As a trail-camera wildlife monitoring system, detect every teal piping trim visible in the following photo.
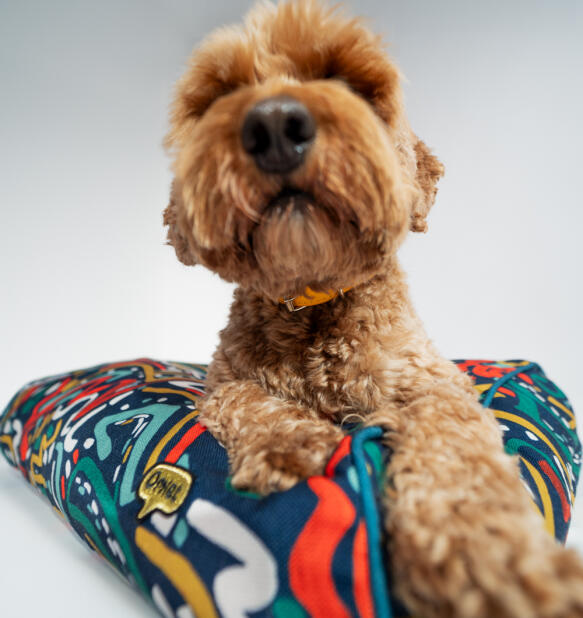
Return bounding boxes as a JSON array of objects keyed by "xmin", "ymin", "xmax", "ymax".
[
  {"xmin": 352, "ymin": 426, "xmax": 392, "ymax": 618},
  {"xmin": 348, "ymin": 362, "xmax": 537, "ymax": 618},
  {"xmin": 482, "ymin": 362, "xmax": 536, "ymax": 408}
]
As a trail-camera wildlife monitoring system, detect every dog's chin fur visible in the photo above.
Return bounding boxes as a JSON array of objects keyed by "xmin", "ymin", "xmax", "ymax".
[
  {"xmin": 252, "ymin": 194, "xmax": 381, "ymax": 298},
  {"xmin": 177, "ymin": 173, "xmax": 410, "ymax": 299}
]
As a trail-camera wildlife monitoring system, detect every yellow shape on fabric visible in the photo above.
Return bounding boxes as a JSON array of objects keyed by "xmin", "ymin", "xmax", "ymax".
[
  {"xmin": 143, "ymin": 386, "xmax": 200, "ymax": 404},
  {"xmin": 493, "ymin": 410, "xmax": 570, "ymax": 485},
  {"xmin": 144, "ymin": 411, "xmax": 199, "ymax": 473},
  {"xmin": 29, "ymin": 419, "xmax": 62, "ymax": 487},
  {"xmin": 122, "ymin": 444, "xmax": 133, "ymax": 464},
  {"xmin": 472, "ymin": 383, "xmax": 493, "ymax": 395},
  {"xmin": 548, "ymin": 396, "xmax": 576, "ymax": 429},
  {"xmin": 0, "ymin": 435, "xmax": 15, "ymax": 463},
  {"xmin": 520, "ymin": 457, "xmax": 555, "ymax": 538},
  {"xmin": 136, "ymin": 526, "xmax": 217, "ymax": 618}
]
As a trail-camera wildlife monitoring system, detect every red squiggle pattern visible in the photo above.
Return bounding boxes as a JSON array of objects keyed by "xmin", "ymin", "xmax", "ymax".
[
  {"xmin": 539, "ymin": 459, "xmax": 571, "ymax": 522},
  {"xmin": 325, "ymin": 435, "xmax": 352, "ymax": 477},
  {"xmin": 165, "ymin": 424, "xmax": 206, "ymax": 464},
  {"xmin": 289, "ymin": 477, "xmax": 355, "ymax": 618},
  {"xmin": 353, "ymin": 521, "xmax": 374, "ymax": 618}
]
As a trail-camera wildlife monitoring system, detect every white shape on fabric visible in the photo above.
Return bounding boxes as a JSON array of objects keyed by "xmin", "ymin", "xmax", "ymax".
[
  {"xmin": 151, "ymin": 584, "xmax": 174, "ymax": 618},
  {"xmin": 186, "ymin": 499, "xmax": 277, "ymax": 618},
  {"xmin": 150, "ymin": 512, "xmax": 178, "ymax": 537}
]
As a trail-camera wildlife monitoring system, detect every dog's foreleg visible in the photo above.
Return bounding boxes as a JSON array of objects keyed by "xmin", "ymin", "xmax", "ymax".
[
  {"xmin": 199, "ymin": 380, "xmax": 344, "ymax": 494},
  {"xmin": 369, "ymin": 382, "xmax": 583, "ymax": 618}
]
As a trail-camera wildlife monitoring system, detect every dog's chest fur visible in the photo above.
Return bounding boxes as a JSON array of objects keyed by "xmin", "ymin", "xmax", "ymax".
[{"xmin": 206, "ymin": 264, "xmax": 464, "ymax": 420}]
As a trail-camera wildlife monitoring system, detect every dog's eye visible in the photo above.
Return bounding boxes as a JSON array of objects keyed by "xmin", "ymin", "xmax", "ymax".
[
  {"xmin": 319, "ymin": 53, "xmax": 397, "ymax": 123},
  {"xmin": 183, "ymin": 80, "xmax": 237, "ymax": 118},
  {"xmin": 321, "ymin": 58, "xmax": 343, "ymax": 83},
  {"xmin": 323, "ymin": 71, "xmax": 378, "ymax": 107},
  {"xmin": 321, "ymin": 60, "xmax": 377, "ymax": 103}
]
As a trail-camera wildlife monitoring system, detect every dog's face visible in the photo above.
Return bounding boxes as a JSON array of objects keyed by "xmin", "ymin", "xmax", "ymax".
[{"xmin": 165, "ymin": 0, "xmax": 443, "ymax": 299}]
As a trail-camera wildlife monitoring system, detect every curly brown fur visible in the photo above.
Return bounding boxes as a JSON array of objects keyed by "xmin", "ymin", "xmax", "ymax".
[{"xmin": 164, "ymin": 1, "xmax": 583, "ymax": 616}]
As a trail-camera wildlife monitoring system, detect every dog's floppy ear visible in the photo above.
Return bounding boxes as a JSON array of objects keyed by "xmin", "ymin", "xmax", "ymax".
[
  {"xmin": 163, "ymin": 179, "xmax": 197, "ymax": 266},
  {"xmin": 410, "ymin": 139, "xmax": 444, "ymax": 233}
]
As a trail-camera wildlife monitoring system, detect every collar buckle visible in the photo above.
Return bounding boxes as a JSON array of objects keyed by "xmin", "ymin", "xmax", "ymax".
[{"xmin": 282, "ymin": 297, "xmax": 307, "ymax": 312}]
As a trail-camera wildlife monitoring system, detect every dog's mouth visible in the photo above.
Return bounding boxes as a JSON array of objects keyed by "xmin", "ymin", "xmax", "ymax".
[{"xmin": 263, "ymin": 187, "xmax": 314, "ymax": 215}]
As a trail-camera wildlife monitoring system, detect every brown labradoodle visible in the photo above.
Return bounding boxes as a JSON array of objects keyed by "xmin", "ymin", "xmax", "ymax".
[{"xmin": 163, "ymin": 1, "xmax": 583, "ymax": 616}]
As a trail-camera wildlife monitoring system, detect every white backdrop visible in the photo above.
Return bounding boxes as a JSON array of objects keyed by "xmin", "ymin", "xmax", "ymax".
[{"xmin": 1, "ymin": 0, "xmax": 582, "ymax": 615}]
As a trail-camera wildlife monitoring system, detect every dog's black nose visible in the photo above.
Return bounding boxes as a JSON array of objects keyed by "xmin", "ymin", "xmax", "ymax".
[{"xmin": 241, "ymin": 95, "xmax": 316, "ymax": 174}]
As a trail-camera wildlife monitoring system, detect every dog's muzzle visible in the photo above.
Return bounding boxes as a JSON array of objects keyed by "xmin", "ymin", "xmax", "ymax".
[{"xmin": 241, "ymin": 95, "xmax": 315, "ymax": 174}]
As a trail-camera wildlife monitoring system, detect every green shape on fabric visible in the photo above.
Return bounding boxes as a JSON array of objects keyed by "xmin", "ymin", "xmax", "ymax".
[
  {"xmin": 273, "ymin": 597, "xmax": 308, "ymax": 618},
  {"xmin": 363, "ymin": 439, "xmax": 385, "ymax": 485},
  {"xmin": 92, "ymin": 404, "xmax": 180, "ymax": 506},
  {"xmin": 505, "ymin": 437, "xmax": 570, "ymax": 479},
  {"xmin": 20, "ymin": 391, "xmax": 45, "ymax": 417},
  {"xmin": 68, "ymin": 502, "xmax": 115, "ymax": 565},
  {"xmin": 67, "ymin": 456, "xmax": 148, "ymax": 595},
  {"xmin": 225, "ymin": 476, "xmax": 261, "ymax": 500},
  {"xmin": 512, "ymin": 386, "xmax": 543, "ymax": 423},
  {"xmin": 94, "ymin": 404, "xmax": 176, "ymax": 460},
  {"xmin": 531, "ymin": 373, "xmax": 567, "ymax": 400},
  {"xmin": 172, "ymin": 518, "xmax": 189, "ymax": 548},
  {"xmin": 347, "ymin": 465, "xmax": 360, "ymax": 492},
  {"xmin": 512, "ymin": 411, "xmax": 574, "ymax": 466},
  {"xmin": 177, "ymin": 453, "xmax": 190, "ymax": 468}
]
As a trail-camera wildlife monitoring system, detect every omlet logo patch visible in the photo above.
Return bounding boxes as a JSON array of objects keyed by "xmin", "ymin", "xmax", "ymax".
[{"xmin": 137, "ymin": 463, "xmax": 193, "ymax": 519}]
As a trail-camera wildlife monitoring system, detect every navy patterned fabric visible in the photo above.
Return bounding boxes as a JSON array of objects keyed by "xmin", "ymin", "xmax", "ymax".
[{"xmin": 0, "ymin": 358, "xmax": 579, "ymax": 618}]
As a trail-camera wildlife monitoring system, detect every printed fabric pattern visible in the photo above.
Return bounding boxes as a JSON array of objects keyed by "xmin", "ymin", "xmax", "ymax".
[{"xmin": 0, "ymin": 358, "xmax": 579, "ymax": 618}]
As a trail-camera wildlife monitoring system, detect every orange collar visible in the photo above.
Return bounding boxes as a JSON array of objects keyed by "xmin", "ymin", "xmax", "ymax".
[{"xmin": 278, "ymin": 286, "xmax": 352, "ymax": 312}]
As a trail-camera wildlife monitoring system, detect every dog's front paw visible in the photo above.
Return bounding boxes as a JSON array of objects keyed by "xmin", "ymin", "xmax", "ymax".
[
  {"xmin": 230, "ymin": 425, "xmax": 344, "ymax": 495},
  {"xmin": 389, "ymin": 484, "xmax": 583, "ymax": 618},
  {"xmin": 395, "ymin": 532, "xmax": 583, "ymax": 618}
]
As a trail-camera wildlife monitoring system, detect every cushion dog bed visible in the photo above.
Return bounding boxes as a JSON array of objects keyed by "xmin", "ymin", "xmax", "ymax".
[{"xmin": 0, "ymin": 359, "xmax": 580, "ymax": 618}]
